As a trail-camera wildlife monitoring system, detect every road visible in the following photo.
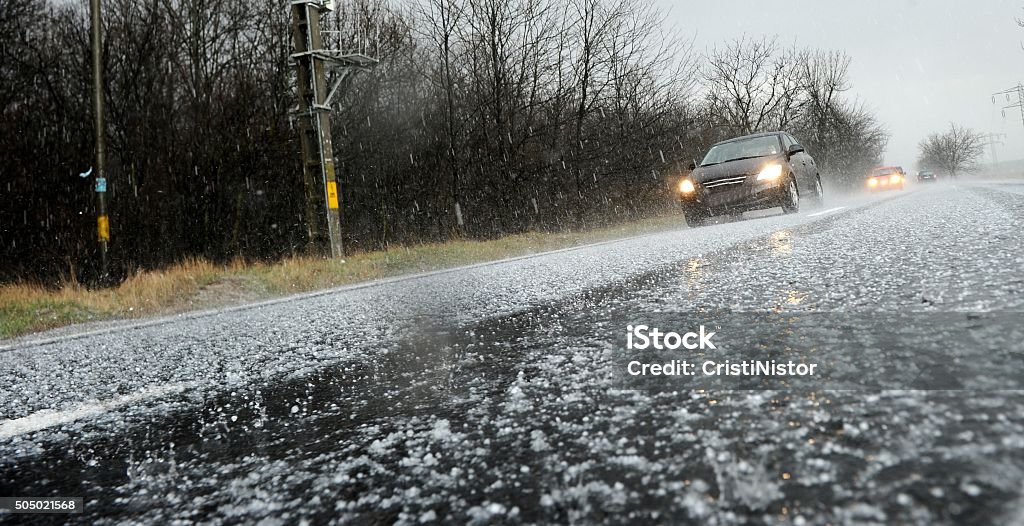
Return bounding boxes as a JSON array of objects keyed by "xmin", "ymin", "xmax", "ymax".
[{"xmin": 1, "ymin": 182, "xmax": 1023, "ymax": 525}]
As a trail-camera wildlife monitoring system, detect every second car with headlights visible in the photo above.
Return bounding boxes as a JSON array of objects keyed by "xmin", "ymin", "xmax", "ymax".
[
  {"xmin": 678, "ymin": 132, "xmax": 823, "ymax": 226},
  {"xmin": 866, "ymin": 166, "xmax": 905, "ymax": 191}
]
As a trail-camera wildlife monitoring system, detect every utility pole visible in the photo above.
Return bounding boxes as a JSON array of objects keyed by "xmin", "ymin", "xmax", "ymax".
[
  {"xmin": 90, "ymin": 0, "xmax": 109, "ymax": 278},
  {"xmin": 982, "ymin": 132, "xmax": 1006, "ymax": 168},
  {"xmin": 291, "ymin": 0, "xmax": 377, "ymax": 258},
  {"xmin": 992, "ymin": 83, "xmax": 1024, "ymax": 128}
]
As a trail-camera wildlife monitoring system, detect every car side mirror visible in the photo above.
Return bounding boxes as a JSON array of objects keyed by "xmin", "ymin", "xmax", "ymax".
[
  {"xmin": 787, "ymin": 144, "xmax": 804, "ymax": 156},
  {"xmin": 687, "ymin": 160, "xmax": 696, "ymax": 171}
]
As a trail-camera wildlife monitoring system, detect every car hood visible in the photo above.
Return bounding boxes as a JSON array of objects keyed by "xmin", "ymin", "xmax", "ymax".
[{"xmin": 694, "ymin": 156, "xmax": 781, "ymax": 182}]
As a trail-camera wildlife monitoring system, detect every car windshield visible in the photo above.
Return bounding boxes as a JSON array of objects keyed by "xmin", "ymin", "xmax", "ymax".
[
  {"xmin": 701, "ymin": 136, "xmax": 781, "ymax": 166},
  {"xmin": 871, "ymin": 168, "xmax": 898, "ymax": 176}
]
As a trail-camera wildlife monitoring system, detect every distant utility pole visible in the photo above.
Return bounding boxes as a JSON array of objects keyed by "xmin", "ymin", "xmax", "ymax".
[
  {"xmin": 90, "ymin": 0, "xmax": 109, "ymax": 277},
  {"xmin": 982, "ymin": 132, "xmax": 1006, "ymax": 167},
  {"xmin": 290, "ymin": 0, "xmax": 377, "ymax": 258},
  {"xmin": 992, "ymin": 83, "xmax": 1024, "ymax": 128}
]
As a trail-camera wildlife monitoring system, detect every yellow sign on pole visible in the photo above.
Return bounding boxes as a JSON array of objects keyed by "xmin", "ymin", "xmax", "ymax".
[
  {"xmin": 97, "ymin": 214, "xmax": 110, "ymax": 241},
  {"xmin": 327, "ymin": 181, "xmax": 339, "ymax": 209}
]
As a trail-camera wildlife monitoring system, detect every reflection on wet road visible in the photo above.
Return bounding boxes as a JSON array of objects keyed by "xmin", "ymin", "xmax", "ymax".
[{"xmin": 2, "ymin": 183, "xmax": 1024, "ymax": 524}]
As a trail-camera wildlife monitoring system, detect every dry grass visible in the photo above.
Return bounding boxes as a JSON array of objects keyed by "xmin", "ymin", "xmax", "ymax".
[
  {"xmin": 0, "ymin": 258, "xmax": 229, "ymax": 337},
  {"xmin": 0, "ymin": 213, "xmax": 683, "ymax": 339}
]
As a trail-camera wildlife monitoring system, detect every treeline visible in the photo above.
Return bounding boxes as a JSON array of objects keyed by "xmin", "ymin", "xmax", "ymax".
[{"xmin": 0, "ymin": 0, "xmax": 886, "ymax": 285}]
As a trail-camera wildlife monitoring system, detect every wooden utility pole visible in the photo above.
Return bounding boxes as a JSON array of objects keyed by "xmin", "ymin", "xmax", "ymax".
[
  {"xmin": 291, "ymin": 0, "xmax": 377, "ymax": 258},
  {"xmin": 292, "ymin": 1, "xmax": 342, "ymax": 257},
  {"xmin": 90, "ymin": 0, "xmax": 109, "ymax": 277}
]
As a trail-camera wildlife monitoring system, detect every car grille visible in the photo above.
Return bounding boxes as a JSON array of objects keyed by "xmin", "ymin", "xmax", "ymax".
[{"xmin": 703, "ymin": 175, "xmax": 747, "ymax": 193}]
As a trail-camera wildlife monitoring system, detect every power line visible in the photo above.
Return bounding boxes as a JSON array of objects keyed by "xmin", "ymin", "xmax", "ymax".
[{"xmin": 992, "ymin": 83, "xmax": 1024, "ymax": 128}]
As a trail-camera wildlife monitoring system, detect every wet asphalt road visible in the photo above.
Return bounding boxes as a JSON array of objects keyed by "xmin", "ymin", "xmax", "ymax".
[{"xmin": 1, "ymin": 182, "xmax": 1023, "ymax": 525}]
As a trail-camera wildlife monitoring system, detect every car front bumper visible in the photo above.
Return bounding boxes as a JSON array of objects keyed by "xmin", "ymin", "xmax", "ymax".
[{"xmin": 680, "ymin": 179, "xmax": 787, "ymax": 215}]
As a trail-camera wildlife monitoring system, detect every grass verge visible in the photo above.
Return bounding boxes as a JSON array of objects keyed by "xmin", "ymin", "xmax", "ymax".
[{"xmin": 0, "ymin": 213, "xmax": 684, "ymax": 340}]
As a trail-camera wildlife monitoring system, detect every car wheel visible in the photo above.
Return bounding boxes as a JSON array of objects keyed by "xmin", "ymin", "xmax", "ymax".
[
  {"xmin": 806, "ymin": 175, "xmax": 824, "ymax": 209},
  {"xmin": 781, "ymin": 177, "xmax": 800, "ymax": 214}
]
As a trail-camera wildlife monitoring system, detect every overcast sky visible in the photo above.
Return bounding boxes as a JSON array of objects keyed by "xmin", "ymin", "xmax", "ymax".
[{"xmin": 658, "ymin": 0, "xmax": 1024, "ymax": 166}]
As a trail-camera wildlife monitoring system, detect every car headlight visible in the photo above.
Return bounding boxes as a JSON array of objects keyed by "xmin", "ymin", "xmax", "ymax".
[
  {"xmin": 890, "ymin": 174, "xmax": 901, "ymax": 184},
  {"xmin": 756, "ymin": 163, "xmax": 783, "ymax": 182},
  {"xmin": 679, "ymin": 178, "xmax": 696, "ymax": 194},
  {"xmin": 868, "ymin": 178, "xmax": 878, "ymax": 187}
]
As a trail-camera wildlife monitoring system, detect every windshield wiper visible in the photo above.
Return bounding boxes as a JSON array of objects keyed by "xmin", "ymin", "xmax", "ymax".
[
  {"xmin": 701, "ymin": 155, "xmax": 768, "ymax": 167},
  {"xmin": 723, "ymin": 155, "xmax": 767, "ymax": 163}
]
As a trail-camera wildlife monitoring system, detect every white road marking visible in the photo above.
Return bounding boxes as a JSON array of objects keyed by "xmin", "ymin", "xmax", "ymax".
[
  {"xmin": 807, "ymin": 206, "xmax": 846, "ymax": 217},
  {"xmin": 0, "ymin": 382, "xmax": 190, "ymax": 439}
]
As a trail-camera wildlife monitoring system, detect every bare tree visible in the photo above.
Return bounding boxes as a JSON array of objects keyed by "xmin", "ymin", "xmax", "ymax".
[
  {"xmin": 917, "ymin": 123, "xmax": 985, "ymax": 179},
  {"xmin": 417, "ymin": 0, "xmax": 467, "ymax": 228},
  {"xmin": 0, "ymin": 0, "xmax": 42, "ymax": 112},
  {"xmin": 566, "ymin": 0, "xmax": 621, "ymax": 146},
  {"xmin": 703, "ymin": 36, "xmax": 802, "ymax": 135},
  {"xmin": 602, "ymin": 0, "xmax": 695, "ymax": 138},
  {"xmin": 810, "ymin": 100, "xmax": 888, "ymax": 186},
  {"xmin": 790, "ymin": 50, "xmax": 888, "ymax": 187}
]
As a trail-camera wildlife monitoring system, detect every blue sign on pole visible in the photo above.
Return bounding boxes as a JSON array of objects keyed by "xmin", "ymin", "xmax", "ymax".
[{"xmin": 95, "ymin": 177, "xmax": 107, "ymax": 193}]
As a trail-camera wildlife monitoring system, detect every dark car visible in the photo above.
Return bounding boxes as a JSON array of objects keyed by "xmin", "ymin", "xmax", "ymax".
[
  {"xmin": 678, "ymin": 132, "xmax": 823, "ymax": 226},
  {"xmin": 917, "ymin": 170, "xmax": 937, "ymax": 182}
]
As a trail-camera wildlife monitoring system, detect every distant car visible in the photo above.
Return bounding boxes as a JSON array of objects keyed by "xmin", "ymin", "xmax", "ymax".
[
  {"xmin": 866, "ymin": 166, "xmax": 905, "ymax": 191},
  {"xmin": 917, "ymin": 170, "xmax": 937, "ymax": 182},
  {"xmin": 678, "ymin": 131, "xmax": 823, "ymax": 226}
]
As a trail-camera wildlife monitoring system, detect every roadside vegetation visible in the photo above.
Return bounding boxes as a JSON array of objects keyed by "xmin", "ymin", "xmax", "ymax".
[
  {"xmin": 2, "ymin": 0, "xmax": 887, "ymax": 288},
  {"xmin": 0, "ymin": 214, "xmax": 682, "ymax": 339}
]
